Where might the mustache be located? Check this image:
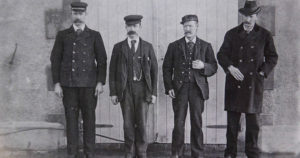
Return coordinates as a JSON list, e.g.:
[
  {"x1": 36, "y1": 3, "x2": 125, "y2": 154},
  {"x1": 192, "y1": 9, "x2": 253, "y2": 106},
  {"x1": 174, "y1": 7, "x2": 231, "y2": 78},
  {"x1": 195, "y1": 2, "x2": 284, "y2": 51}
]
[
  {"x1": 184, "y1": 31, "x2": 192, "y2": 35},
  {"x1": 73, "y1": 19, "x2": 83, "y2": 23},
  {"x1": 127, "y1": 31, "x2": 137, "y2": 35}
]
